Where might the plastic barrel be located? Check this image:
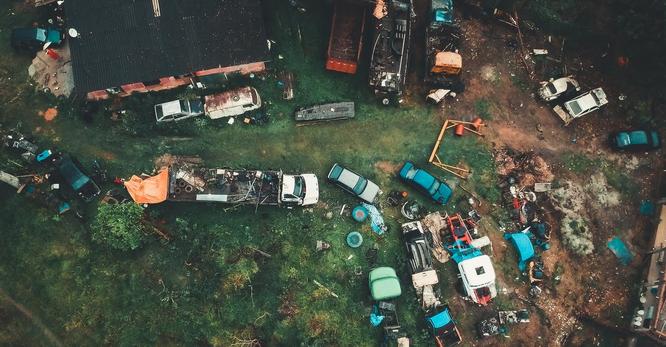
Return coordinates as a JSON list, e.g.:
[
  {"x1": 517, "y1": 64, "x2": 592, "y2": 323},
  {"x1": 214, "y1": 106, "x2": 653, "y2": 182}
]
[
  {"x1": 351, "y1": 205, "x2": 369, "y2": 222},
  {"x1": 454, "y1": 123, "x2": 465, "y2": 136},
  {"x1": 346, "y1": 232, "x2": 363, "y2": 248}
]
